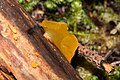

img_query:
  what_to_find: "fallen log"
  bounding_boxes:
[0,0,82,80]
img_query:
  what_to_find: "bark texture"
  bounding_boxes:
[0,0,82,80]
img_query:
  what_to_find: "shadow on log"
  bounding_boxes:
[0,0,82,80]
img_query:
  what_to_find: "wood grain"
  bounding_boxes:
[0,0,82,80]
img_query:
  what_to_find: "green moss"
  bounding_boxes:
[44,1,57,10]
[18,0,24,4]
[76,67,99,80]
[109,67,120,80]
[94,5,120,24]
[115,0,120,4]
[18,0,40,12]
[67,0,96,33]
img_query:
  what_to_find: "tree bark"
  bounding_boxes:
[0,0,82,80]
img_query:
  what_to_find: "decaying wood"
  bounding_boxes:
[0,0,82,80]
[78,44,104,68]
[78,43,114,74]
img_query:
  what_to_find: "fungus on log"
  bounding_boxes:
[0,0,82,80]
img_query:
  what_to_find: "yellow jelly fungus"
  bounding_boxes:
[31,61,38,68]
[12,28,17,34]
[41,20,78,62]
[13,34,18,41]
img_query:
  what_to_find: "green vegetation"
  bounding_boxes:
[44,0,96,32]
[115,0,120,4]
[18,0,40,12]
[76,67,99,80]
[109,67,120,80]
